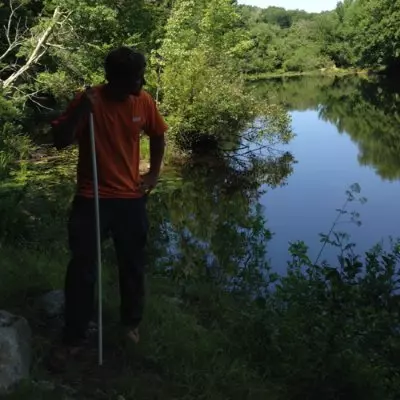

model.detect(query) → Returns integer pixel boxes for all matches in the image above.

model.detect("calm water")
[153,75,400,277]
[257,75,400,271]
[262,109,400,269]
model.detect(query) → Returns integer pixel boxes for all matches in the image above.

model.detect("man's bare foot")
[126,327,140,344]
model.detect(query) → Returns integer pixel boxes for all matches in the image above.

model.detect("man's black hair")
[104,46,146,82]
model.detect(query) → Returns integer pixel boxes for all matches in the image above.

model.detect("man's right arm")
[51,92,91,150]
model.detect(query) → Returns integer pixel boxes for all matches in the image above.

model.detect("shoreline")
[244,68,372,82]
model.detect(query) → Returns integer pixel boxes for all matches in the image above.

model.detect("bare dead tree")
[0,0,28,65]
[0,2,70,92]
[1,6,63,90]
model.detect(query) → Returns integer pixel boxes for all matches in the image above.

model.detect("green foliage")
[0,95,33,242]
[261,238,400,399]
[34,0,150,98]
[1,1,400,398]
[0,0,291,156]
[238,6,340,75]
[342,0,400,71]
[158,0,262,152]
[239,0,400,76]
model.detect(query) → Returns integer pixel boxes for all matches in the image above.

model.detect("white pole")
[89,112,103,366]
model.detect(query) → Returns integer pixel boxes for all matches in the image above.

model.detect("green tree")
[239,22,283,73]
[237,5,340,75]
[314,6,355,67]
[340,0,400,72]
[158,0,258,152]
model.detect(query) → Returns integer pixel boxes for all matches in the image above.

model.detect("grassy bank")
[2,234,400,399]
[0,247,275,400]
[245,68,370,82]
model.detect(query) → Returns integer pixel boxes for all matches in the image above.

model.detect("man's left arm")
[148,134,165,177]
[143,95,168,178]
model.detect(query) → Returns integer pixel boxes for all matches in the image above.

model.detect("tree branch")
[1,7,62,90]
[0,0,27,63]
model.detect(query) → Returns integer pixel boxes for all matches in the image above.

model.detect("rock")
[36,290,99,335]
[0,311,31,393]
[36,289,65,318]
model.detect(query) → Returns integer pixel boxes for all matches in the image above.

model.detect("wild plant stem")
[314,199,349,265]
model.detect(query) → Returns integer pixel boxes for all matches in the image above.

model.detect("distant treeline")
[238,0,400,76]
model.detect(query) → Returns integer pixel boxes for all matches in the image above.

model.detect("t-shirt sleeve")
[50,92,87,140]
[143,93,168,137]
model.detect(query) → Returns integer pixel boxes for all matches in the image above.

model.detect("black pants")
[63,195,148,345]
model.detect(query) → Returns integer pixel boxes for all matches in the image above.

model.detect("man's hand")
[52,87,97,150]
[81,87,97,112]
[140,171,159,194]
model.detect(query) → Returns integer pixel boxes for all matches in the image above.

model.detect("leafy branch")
[314,183,367,265]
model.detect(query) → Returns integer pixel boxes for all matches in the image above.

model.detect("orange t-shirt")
[52,85,167,198]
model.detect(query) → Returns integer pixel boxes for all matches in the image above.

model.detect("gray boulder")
[35,290,97,334]
[0,310,31,393]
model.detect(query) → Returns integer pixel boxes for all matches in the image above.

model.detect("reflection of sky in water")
[261,110,400,275]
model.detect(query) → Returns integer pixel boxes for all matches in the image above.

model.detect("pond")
[153,75,400,277]
[255,75,400,272]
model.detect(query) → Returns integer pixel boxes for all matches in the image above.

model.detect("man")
[49,46,167,366]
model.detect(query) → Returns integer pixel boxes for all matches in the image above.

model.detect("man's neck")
[103,84,132,102]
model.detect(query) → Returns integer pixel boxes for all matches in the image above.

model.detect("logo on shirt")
[132,116,141,122]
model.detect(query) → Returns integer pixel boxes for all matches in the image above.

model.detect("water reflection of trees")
[252,75,338,111]
[256,75,400,181]
[319,77,400,181]
[148,150,295,294]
